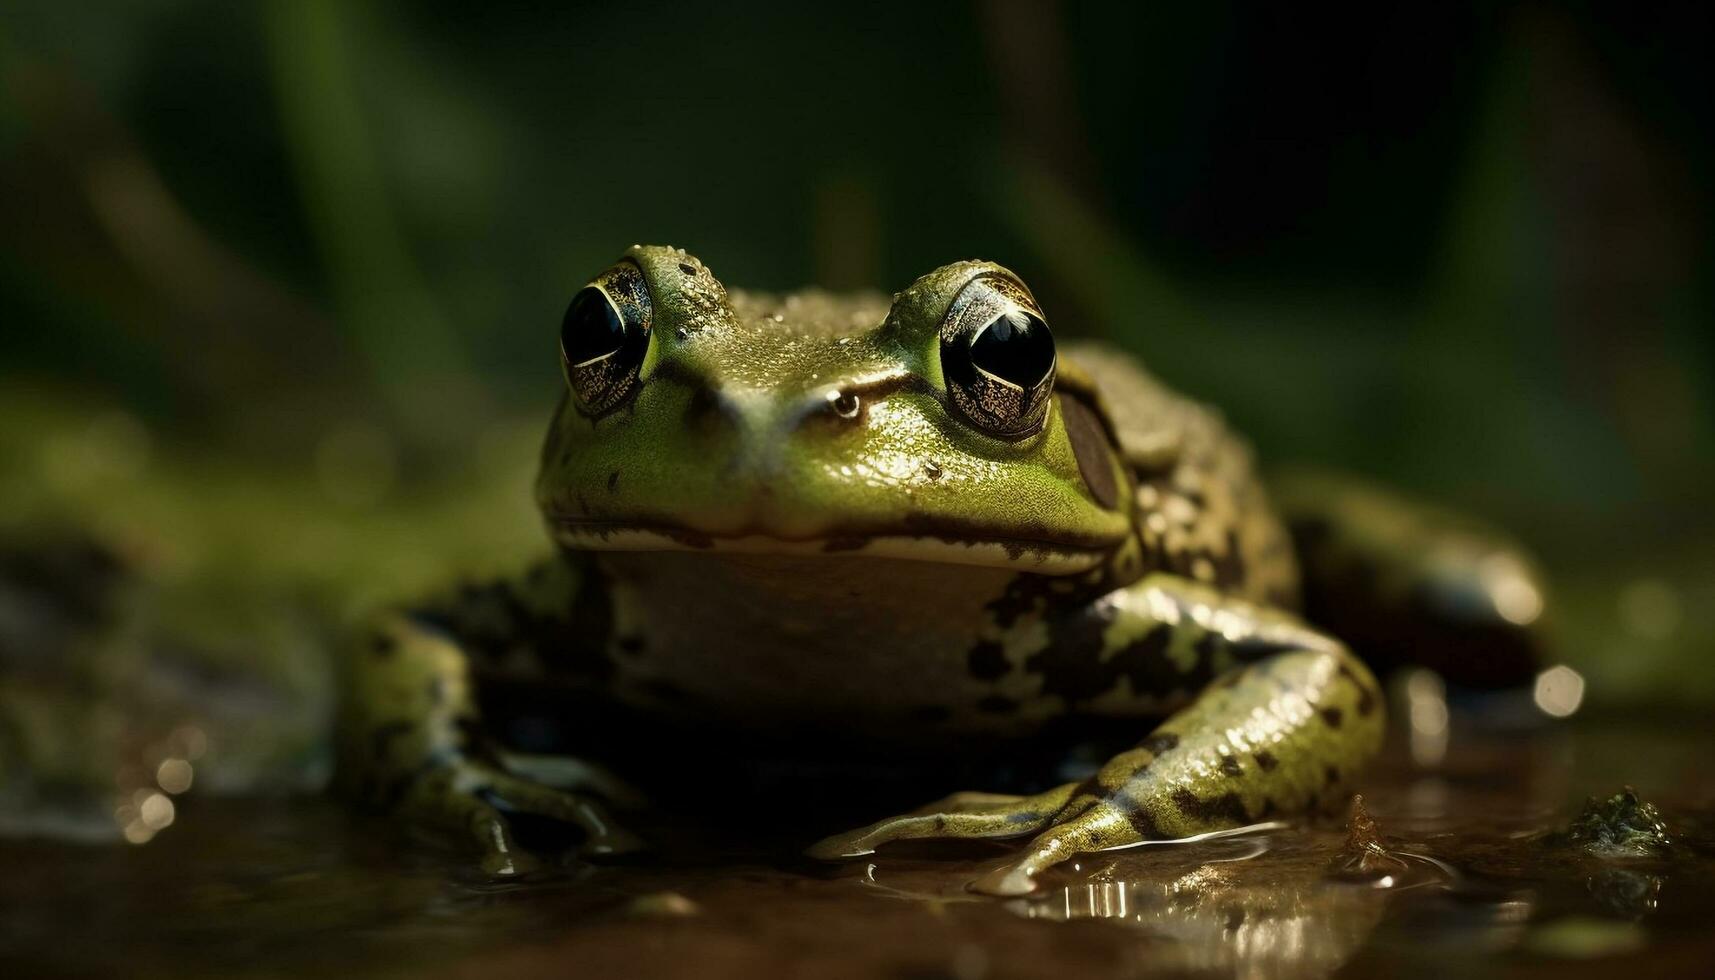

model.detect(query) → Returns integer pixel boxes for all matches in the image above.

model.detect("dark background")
[1,0,1710,705]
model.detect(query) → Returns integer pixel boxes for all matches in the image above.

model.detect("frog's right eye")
[561,262,652,415]
[938,274,1056,438]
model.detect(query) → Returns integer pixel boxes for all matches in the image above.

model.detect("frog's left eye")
[561,262,652,415]
[939,275,1056,437]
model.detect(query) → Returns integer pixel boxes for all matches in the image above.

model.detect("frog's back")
[1064,341,1300,609]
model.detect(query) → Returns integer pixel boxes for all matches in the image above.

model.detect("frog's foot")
[806,778,1144,897]
[969,800,1140,896]
[806,784,1080,860]
[811,639,1385,897]
[409,759,645,875]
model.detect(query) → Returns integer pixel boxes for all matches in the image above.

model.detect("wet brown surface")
[4,719,1714,980]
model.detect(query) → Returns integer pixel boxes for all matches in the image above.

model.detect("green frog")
[338,245,1545,896]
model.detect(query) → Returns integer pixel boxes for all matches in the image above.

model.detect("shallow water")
[4,719,1713,979]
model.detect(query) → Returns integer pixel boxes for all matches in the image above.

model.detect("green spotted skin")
[337,245,1537,893]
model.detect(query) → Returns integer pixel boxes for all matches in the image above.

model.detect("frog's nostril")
[827,390,862,421]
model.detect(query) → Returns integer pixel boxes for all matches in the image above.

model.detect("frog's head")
[535,245,1131,572]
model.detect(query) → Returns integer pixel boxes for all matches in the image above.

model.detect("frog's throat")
[548,521,1112,574]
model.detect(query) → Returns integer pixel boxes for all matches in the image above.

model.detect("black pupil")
[561,287,626,365]
[970,309,1054,388]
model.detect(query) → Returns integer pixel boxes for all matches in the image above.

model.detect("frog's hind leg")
[811,574,1385,896]
[1272,468,1548,686]
[807,785,1080,858]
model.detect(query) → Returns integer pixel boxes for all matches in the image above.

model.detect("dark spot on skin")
[1172,788,1250,826]
[1162,528,1250,592]
[677,262,696,275]
[1253,750,1279,771]
[1320,706,1344,729]
[966,641,1009,680]
[923,461,943,481]
[1127,807,1162,838]
[1059,394,1121,510]
[1220,755,1244,778]
[1140,732,1180,755]
[822,535,869,553]
[1028,617,1217,707]
[607,471,619,493]
[1056,796,1099,824]
[414,556,614,693]
[1354,681,1377,716]
[370,634,396,659]
[985,573,1062,630]
[615,634,645,657]
[1337,661,1379,717]
[1325,764,1341,787]
[907,705,952,724]
[977,695,1019,714]
[1259,798,1279,818]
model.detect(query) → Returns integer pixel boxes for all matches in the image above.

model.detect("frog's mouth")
[548,517,1116,573]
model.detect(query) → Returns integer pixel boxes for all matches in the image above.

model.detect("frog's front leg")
[336,562,640,874]
[809,573,1384,896]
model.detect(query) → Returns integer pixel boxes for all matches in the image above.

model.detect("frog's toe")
[969,803,1134,896]
[478,769,646,857]
[409,761,646,871]
[467,806,542,876]
[807,783,1079,860]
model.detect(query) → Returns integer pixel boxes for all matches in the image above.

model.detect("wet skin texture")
[336,245,1546,895]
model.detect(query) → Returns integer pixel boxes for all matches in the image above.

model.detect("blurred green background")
[1,1,1711,709]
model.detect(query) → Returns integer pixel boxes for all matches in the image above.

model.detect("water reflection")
[1006,860,1388,979]
[987,806,1483,976]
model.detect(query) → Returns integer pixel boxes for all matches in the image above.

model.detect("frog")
[337,245,1547,896]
